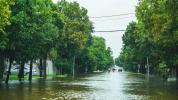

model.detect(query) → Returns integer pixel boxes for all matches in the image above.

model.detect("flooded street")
[1,72,178,100]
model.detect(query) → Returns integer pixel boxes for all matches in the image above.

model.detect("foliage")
[0,0,114,83]
[0,0,14,49]
[118,0,178,76]
[86,37,114,72]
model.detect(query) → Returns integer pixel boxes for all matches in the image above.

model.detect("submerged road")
[0,72,178,100]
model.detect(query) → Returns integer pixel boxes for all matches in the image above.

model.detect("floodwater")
[0,72,178,100]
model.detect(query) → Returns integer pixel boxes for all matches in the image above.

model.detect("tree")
[0,0,14,81]
[53,0,93,74]
[136,0,178,74]
[119,0,178,78]
[5,0,59,83]
[87,37,114,72]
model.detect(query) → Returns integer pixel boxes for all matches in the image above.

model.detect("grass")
[8,74,68,81]
[46,74,67,78]
[9,75,19,80]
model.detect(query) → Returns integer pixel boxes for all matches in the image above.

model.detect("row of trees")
[0,0,114,84]
[116,0,178,78]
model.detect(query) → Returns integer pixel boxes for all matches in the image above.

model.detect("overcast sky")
[53,0,139,58]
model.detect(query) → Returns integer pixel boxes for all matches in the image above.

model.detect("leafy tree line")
[0,0,114,84]
[0,0,15,82]
[116,0,178,79]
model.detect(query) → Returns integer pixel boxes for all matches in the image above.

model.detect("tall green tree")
[0,0,14,80]
[87,37,114,72]
[5,0,59,83]
[53,0,93,74]
[119,0,178,77]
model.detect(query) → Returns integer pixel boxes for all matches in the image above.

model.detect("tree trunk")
[85,66,88,73]
[0,57,5,80]
[39,59,43,77]
[29,60,33,82]
[176,67,178,81]
[43,57,47,78]
[72,56,75,79]
[18,61,25,83]
[60,67,62,75]
[5,59,12,84]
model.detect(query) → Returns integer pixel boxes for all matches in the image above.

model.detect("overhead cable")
[94,30,126,32]
[91,16,135,22]
[90,13,135,19]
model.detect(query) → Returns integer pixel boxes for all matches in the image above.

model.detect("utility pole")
[147,56,149,80]
[72,56,75,79]
[137,64,140,73]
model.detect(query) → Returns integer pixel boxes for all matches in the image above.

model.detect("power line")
[94,30,126,33]
[91,16,135,22]
[91,13,134,33]
[90,13,135,19]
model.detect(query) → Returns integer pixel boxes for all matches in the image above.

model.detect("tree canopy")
[0,0,114,83]
[117,0,178,76]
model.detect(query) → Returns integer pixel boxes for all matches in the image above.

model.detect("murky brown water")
[0,72,178,100]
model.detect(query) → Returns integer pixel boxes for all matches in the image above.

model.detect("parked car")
[9,65,37,75]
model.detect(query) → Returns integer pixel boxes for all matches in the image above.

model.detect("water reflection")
[0,72,178,100]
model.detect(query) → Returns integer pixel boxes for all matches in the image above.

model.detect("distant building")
[5,60,55,76]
